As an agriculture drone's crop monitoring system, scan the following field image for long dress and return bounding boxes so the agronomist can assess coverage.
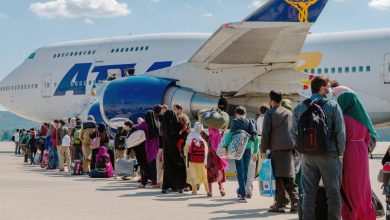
[161,110,187,191]
[206,128,226,184]
[341,115,376,220]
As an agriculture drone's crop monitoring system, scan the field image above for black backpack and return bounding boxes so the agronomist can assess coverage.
[296,98,329,155]
[96,156,109,171]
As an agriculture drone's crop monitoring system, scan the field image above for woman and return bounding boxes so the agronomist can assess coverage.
[337,91,377,220]
[135,111,160,188]
[90,123,111,170]
[160,110,187,193]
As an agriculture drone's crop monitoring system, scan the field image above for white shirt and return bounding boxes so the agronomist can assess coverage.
[257,116,264,135]
[62,135,71,147]
[14,132,19,142]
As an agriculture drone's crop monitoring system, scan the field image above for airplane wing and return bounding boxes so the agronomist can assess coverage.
[189,0,328,65]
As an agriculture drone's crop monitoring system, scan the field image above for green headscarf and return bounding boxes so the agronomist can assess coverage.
[281,99,292,111]
[337,91,378,138]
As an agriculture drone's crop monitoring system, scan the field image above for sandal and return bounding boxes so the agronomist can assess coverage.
[219,188,226,197]
[138,184,145,188]
[268,206,285,213]
[207,192,212,197]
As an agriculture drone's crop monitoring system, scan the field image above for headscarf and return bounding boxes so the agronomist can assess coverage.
[145,110,160,139]
[281,99,292,111]
[333,86,352,98]
[161,110,182,138]
[337,91,378,137]
[186,122,203,145]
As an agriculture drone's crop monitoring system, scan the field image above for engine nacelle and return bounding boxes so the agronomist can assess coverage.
[87,101,105,125]
[99,76,220,123]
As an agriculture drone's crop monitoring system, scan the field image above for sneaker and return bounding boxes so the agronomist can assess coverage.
[178,189,183,194]
[219,188,226,197]
[207,192,212,197]
[290,203,298,214]
[246,194,252,199]
[161,189,168,194]
[238,197,247,203]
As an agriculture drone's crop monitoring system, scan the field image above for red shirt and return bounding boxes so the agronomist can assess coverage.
[51,128,59,147]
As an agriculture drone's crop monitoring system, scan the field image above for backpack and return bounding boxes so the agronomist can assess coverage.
[188,138,206,164]
[296,98,329,155]
[73,129,81,145]
[96,155,109,171]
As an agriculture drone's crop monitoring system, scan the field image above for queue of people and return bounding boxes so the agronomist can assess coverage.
[12,76,381,220]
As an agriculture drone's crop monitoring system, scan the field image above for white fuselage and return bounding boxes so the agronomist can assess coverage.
[1,30,390,123]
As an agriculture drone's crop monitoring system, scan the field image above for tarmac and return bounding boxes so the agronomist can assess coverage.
[0,141,387,220]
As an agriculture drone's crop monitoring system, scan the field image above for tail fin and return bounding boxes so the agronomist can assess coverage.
[245,0,328,23]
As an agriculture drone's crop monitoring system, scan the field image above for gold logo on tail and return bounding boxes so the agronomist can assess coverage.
[285,0,318,22]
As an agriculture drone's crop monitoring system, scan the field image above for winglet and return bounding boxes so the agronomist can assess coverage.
[245,0,328,23]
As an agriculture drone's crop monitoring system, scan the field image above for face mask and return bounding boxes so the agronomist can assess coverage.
[326,88,333,99]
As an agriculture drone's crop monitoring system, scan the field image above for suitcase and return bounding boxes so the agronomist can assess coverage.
[115,158,135,176]
[42,150,50,166]
[70,160,83,175]
[34,151,42,164]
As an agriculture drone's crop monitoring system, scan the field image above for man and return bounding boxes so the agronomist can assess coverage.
[261,91,298,213]
[14,129,20,155]
[161,105,168,115]
[114,126,128,161]
[70,120,83,161]
[57,120,71,172]
[80,115,96,173]
[292,76,345,220]
[227,106,258,203]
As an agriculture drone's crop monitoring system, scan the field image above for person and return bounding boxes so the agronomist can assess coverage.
[27,131,37,164]
[135,110,160,188]
[154,105,164,186]
[257,104,269,135]
[137,117,144,124]
[80,116,96,173]
[261,91,298,213]
[58,131,71,172]
[70,120,83,161]
[49,120,60,170]
[90,123,110,170]
[205,126,227,197]
[281,99,293,111]
[337,92,377,220]
[292,76,346,220]
[14,129,20,155]
[114,126,128,161]
[177,114,190,154]
[88,146,114,178]
[173,104,184,118]
[160,110,187,193]
[161,105,168,114]
[333,86,352,99]
[225,106,258,203]
[184,122,209,195]
[330,80,340,89]
[22,130,31,163]
[127,120,149,187]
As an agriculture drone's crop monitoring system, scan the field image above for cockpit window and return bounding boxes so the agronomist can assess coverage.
[27,52,36,60]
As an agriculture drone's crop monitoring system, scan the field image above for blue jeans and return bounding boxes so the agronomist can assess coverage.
[301,151,342,220]
[15,142,19,154]
[235,148,252,197]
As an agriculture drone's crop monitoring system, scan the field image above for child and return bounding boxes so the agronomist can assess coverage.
[184,122,209,195]
[89,146,114,178]
[177,114,190,153]
[27,132,37,165]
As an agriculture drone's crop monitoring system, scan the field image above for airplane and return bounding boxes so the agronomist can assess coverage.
[0,0,389,127]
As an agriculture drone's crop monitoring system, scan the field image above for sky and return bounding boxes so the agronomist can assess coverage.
[0,0,390,111]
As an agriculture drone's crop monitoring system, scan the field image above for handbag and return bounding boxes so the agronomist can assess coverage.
[126,130,146,148]
[90,132,100,150]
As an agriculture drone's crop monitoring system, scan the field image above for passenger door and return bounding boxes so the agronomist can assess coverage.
[384,53,390,84]
[41,74,52,97]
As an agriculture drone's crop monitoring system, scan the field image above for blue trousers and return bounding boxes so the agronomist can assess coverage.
[235,148,252,197]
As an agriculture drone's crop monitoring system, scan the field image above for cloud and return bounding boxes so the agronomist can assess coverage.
[202,12,214,17]
[84,18,94,24]
[29,0,131,19]
[249,0,266,9]
[0,12,8,18]
[369,0,390,9]
[184,4,193,9]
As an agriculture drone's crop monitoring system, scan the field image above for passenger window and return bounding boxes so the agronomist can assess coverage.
[70,52,73,56]
[331,68,335,73]
[317,68,322,74]
[120,48,124,52]
[304,69,308,73]
[36,84,38,89]
[53,54,56,58]
[366,66,371,72]
[345,67,349,73]
[135,47,139,51]
[125,48,129,52]
[324,68,328,74]
[338,67,342,73]
[111,49,115,53]
[140,46,144,51]
[310,69,315,74]
[88,51,91,55]
[352,67,356,72]
[145,46,149,50]
[79,51,82,55]
[115,48,119,53]
[92,50,96,54]
[359,66,364,72]
[83,51,87,55]
[130,47,134,51]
